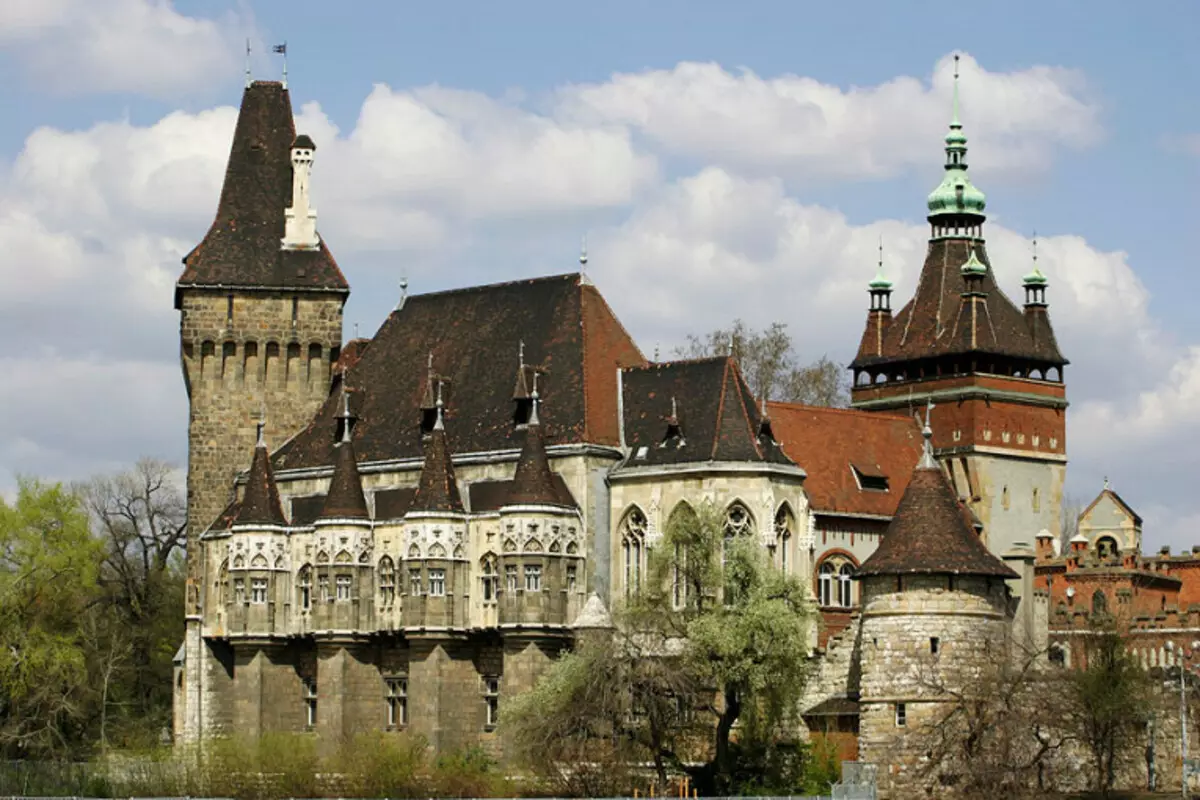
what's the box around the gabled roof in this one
[619,357,795,468]
[858,453,1018,579]
[766,402,922,517]
[850,239,1066,370]
[409,421,464,514]
[175,81,347,305]
[235,435,288,527]
[1081,486,1144,527]
[272,273,646,471]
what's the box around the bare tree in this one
[1060,492,1085,552]
[676,320,850,407]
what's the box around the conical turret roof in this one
[318,392,369,521]
[858,420,1017,579]
[506,396,575,508]
[409,398,464,514]
[235,422,288,527]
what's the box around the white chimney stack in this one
[282,134,319,250]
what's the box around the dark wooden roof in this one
[318,437,369,520]
[851,238,1066,370]
[375,487,416,521]
[468,476,576,513]
[619,357,795,468]
[858,461,1018,579]
[767,402,922,517]
[176,81,347,305]
[272,273,646,471]
[235,441,288,527]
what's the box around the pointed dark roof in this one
[505,418,576,508]
[318,439,369,521]
[857,452,1017,579]
[619,357,796,468]
[175,81,347,306]
[235,433,288,527]
[849,239,1066,370]
[272,274,646,471]
[410,421,464,514]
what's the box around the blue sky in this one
[1,0,1198,549]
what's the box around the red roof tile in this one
[766,402,922,517]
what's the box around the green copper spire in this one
[1023,234,1048,286]
[960,248,987,277]
[927,54,987,220]
[869,237,894,290]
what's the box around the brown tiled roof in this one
[620,357,795,468]
[318,436,369,520]
[375,487,416,521]
[410,423,464,514]
[850,238,1066,370]
[209,500,241,532]
[272,273,646,471]
[235,439,288,527]
[175,81,347,305]
[858,460,1018,579]
[290,495,325,526]
[505,420,577,508]
[766,402,922,517]
[469,476,577,513]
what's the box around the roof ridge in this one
[766,400,914,421]
[629,355,731,370]
[396,272,581,305]
[727,360,763,459]
[710,359,731,461]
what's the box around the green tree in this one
[677,320,849,406]
[506,501,816,794]
[0,479,104,757]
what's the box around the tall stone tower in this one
[848,57,1068,557]
[855,422,1018,797]
[175,80,348,618]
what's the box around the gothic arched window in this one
[620,507,648,599]
[838,563,855,608]
[1092,589,1108,615]
[724,502,754,539]
[818,561,835,607]
[774,505,795,574]
[480,554,498,603]
[816,554,857,608]
[378,557,395,608]
[297,564,312,611]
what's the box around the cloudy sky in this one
[1,0,1198,549]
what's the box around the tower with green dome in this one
[848,54,1069,582]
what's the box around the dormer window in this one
[851,463,889,492]
[513,396,534,428]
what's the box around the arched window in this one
[297,565,312,611]
[774,505,795,574]
[818,562,835,607]
[1096,536,1118,560]
[838,563,855,608]
[724,502,754,539]
[217,559,229,607]
[1092,590,1108,615]
[620,508,648,599]
[378,557,395,608]
[480,554,498,603]
[816,554,857,608]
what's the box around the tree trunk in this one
[713,685,741,789]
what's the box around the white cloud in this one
[557,54,1101,181]
[0,0,245,97]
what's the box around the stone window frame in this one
[483,676,500,730]
[335,574,353,602]
[774,504,796,574]
[524,564,542,592]
[250,577,268,605]
[505,564,518,593]
[480,554,499,603]
[233,577,246,606]
[566,563,577,593]
[895,702,906,728]
[386,676,408,728]
[619,506,648,600]
[429,568,447,597]
[297,565,313,611]
[304,679,318,729]
[378,557,396,607]
[816,553,858,609]
[318,574,330,603]
[409,568,422,597]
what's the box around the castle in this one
[173,63,1075,790]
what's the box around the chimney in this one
[282,134,319,250]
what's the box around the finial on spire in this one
[518,339,525,369]
[951,54,961,127]
[396,278,409,312]
[727,332,735,357]
[1104,475,1111,491]
[670,395,678,420]
[869,235,893,294]
[529,373,541,427]
[272,42,288,89]
[245,39,252,88]
[579,234,588,268]
[353,322,359,339]
[918,398,936,468]
[434,380,446,431]
[256,415,267,448]
[339,389,353,444]
[653,343,660,361]
[427,351,434,373]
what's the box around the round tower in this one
[855,410,1018,797]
